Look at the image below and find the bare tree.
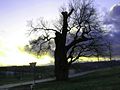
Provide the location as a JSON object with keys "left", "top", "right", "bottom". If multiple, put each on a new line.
{"left": 106, "top": 41, "right": 112, "bottom": 61}
{"left": 26, "top": 0, "right": 107, "bottom": 80}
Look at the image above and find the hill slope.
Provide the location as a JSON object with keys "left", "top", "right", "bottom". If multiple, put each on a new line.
{"left": 11, "top": 66, "right": 120, "bottom": 90}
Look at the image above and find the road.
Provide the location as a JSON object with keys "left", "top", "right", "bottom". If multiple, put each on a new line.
{"left": 0, "top": 78, "right": 55, "bottom": 90}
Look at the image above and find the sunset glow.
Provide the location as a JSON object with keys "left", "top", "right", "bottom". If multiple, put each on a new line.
{"left": 0, "top": 48, "right": 53, "bottom": 66}
{"left": 0, "top": 38, "right": 54, "bottom": 66}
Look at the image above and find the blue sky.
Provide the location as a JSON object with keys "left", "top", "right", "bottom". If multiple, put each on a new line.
{"left": 0, "top": 0, "right": 120, "bottom": 66}
{"left": 0, "top": 0, "right": 119, "bottom": 33}
{"left": 0, "top": 0, "right": 68, "bottom": 46}
{"left": 0, "top": 0, "right": 119, "bottom": 41}
{"left": 0, "top": 0, "right": 69, "bottom": 66}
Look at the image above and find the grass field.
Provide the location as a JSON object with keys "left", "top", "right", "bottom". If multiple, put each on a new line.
{"left": 1, "top": 61, "right": 120, "bottom": 86}
{"left": 0, "top": 65, "right": 54, "bottom": 85}
{"left": 10, "top": 66, "right": 120, "bottom": 90}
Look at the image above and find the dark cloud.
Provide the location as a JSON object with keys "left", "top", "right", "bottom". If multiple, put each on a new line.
{"left": 104, "top": 3, "right": 120, "bottom": 57}
{"left": 110, "top": 4, "right": 120, "bottom": 19}
{"left": 104, "top": 3, "right": 120, "bottom": 31}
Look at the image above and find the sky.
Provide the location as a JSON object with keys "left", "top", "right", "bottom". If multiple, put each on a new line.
{"left": 0, "top": 0, "right": 120, "bottom": 66}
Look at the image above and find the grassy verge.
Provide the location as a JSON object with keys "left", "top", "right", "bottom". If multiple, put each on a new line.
{"left": 1, "top": 61, "right": 120, "bottom": 85}
{"left": 0, "top": 66, "right": 54, "bottom": 85}
{"left": 10, "top": 66, "right": 120, "bottom": 90}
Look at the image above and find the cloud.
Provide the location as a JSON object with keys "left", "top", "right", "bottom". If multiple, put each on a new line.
{"left": 104, "top": 3, "right": 120, "bottom": 31}
{"left": 110, "top": 4, "right": 120, "bottom": 19}
{"left": 104, "top": 3, "right": 120, "bottom": 57}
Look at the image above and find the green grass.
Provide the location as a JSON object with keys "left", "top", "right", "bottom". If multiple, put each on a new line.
{"left": 0, "top": 66, "right": 54, "bottom": 85}
{"left": 0, "top": 74, "right": 33, "bottom": 85}
{"left": 8, "top": 66, "right": 120, "bottom": 90}
{"left": 10, "top": 66, "right": 120, "bottom": 90}
{"left": 32, "top": 66, "right": 120, "bottom": 90}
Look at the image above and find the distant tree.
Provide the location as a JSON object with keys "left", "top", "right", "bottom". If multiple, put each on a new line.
{"left": 26, "top": 0, "right": 107, "bottom": 80}
{"left": 106, "top": 41, "right": 112, "bottom": 61}
{"left": 89, "top": 38, "right": 108, "bottom": 61}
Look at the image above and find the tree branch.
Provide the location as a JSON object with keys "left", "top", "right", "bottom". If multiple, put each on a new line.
{"left": 68, "top": 8, "right": 74, "bottom": 17}
{"left": 66, "top": 35, "right": 92, "bottom": 52}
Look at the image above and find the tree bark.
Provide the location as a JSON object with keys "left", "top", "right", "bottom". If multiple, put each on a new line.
{"left": 54, "top": 32, "right": 69, "bottom": 81}
{"left": 54, "top": 11, "right": 72, "bottom": 81}
{"left": 54, "top": 52, "right": 69, "bottom": 80}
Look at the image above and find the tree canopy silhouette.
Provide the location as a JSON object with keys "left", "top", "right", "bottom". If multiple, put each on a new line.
{"left": 26, "top": 0, "right": 107, "bottom": 80}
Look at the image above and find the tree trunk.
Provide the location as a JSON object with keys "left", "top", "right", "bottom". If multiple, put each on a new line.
{"left": 54, "top": 11, "right": 72, "bottom": 81}
{"left": 54, "top": 32, "right": 69, "bottom": 81}
{"left": 54, "top": 53, "right": 69, "bottom": 81}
